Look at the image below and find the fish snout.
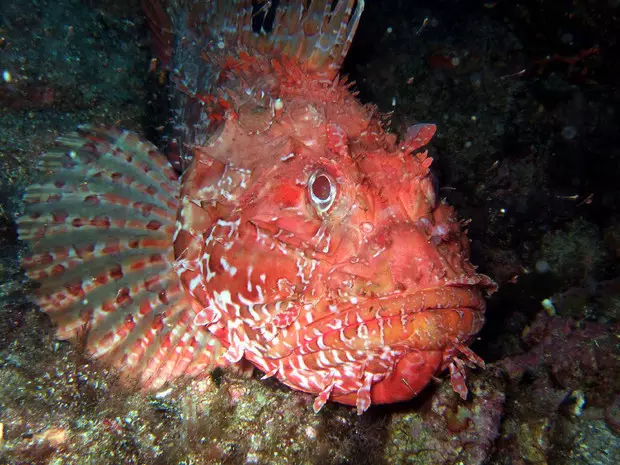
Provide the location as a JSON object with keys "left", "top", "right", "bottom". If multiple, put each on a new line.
{"left": 364, "top": 224, "right": 449, "bottom": 292}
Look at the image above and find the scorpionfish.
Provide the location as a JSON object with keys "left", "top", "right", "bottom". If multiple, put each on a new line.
{"left": 17, "top": 0, "right": 496, "bottom": 414}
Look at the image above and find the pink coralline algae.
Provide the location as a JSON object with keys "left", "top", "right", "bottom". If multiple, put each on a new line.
{"left": 386, "top": 369, "right": 506, "bottom": 465}
{"left": 502, "top": 313, "right": 618, "bottom": 395}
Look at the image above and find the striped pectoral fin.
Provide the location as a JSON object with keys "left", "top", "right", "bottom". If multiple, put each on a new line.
{"left": 17, "top": 126, "right": 223, "bottom": 390}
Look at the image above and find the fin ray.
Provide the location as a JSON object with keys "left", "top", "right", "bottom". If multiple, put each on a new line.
{"left": 18, "top": 126, "right": 225, "bottom": 390}
{"left": 143, "top": 0, "right": 364, "bottom": 168}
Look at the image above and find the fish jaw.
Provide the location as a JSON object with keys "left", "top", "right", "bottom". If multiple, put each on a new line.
{"left": 256, "top": 285, "right": 487, "bottom": 411}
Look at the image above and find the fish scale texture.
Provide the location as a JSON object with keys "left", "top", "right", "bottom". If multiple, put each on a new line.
{"left": 17, "top": 0, "right": 496, "bottom": 413}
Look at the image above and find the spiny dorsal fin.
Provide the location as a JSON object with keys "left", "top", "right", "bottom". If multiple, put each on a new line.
{"left": 143, "top": 1, "right": 365, "bottom": 169}
{"left": 250, "top": 0, "right": 365, "bottom": 79}
{"left": 146, "top": 0, "right": 364, "bottom": 78}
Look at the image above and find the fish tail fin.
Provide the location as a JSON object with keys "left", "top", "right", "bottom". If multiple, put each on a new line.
{"left": 250, "top": 0, "right": 365, "bottom": 78}
{"left": 145, "top": 0, "right": 364, "bottom": 77}
{"left": 141, "top": 0, "right": 174, "bottom": 67}
{"left": 17, "top": 127, "right": 223, "bottom": 390}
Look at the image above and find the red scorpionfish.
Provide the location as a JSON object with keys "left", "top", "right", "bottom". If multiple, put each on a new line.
{"left": 17, "top": 0, "right": 496, "bottom": 414}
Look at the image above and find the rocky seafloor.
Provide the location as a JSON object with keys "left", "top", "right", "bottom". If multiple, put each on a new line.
{"left": 0, "top": 0, "right": 618, "bottom": 464}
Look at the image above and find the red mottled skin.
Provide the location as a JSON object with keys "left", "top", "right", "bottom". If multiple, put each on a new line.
{"left": 18, "top": 1, "right": 496, "bottom": 414}
{"left": 172, "top": 53, "right": 495, "bottom": 412}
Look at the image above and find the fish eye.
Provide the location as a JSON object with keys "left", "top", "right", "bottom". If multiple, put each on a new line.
{"left": 308, "top": 171, "right": 336, "bottom": 213}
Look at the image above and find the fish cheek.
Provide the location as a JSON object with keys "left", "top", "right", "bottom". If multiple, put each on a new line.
{"left": 204, "top": 229, "right": 304, "bottom": 304}
{"left": 271, "top": 180, "right": 304, "bottom": 209}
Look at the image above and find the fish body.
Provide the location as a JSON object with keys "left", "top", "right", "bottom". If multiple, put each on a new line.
{"left": 17, "top": 0, "right": 495, "bottom": 414}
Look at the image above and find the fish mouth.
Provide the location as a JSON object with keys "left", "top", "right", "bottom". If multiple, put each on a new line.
{"left": 260, "top": 283, "right": 489, "bottom": 409}
{"left": 314, "top": 284, "right": 488, "bottom": 352}
{"left": 383, "top": 285, "right": 486, "bottom": 350}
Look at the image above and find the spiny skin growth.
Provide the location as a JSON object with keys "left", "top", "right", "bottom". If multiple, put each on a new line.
{"left": 18, "top": 0, "right": 496, "bottom": 414}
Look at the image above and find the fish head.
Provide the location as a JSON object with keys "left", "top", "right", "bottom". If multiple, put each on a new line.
{"left": 174, "top": 109, "right": 495, "bottom": 409}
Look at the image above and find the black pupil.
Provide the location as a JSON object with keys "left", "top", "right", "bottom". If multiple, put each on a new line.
{"left": 312, "top": 175, "right": 331, "bottom": 201}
